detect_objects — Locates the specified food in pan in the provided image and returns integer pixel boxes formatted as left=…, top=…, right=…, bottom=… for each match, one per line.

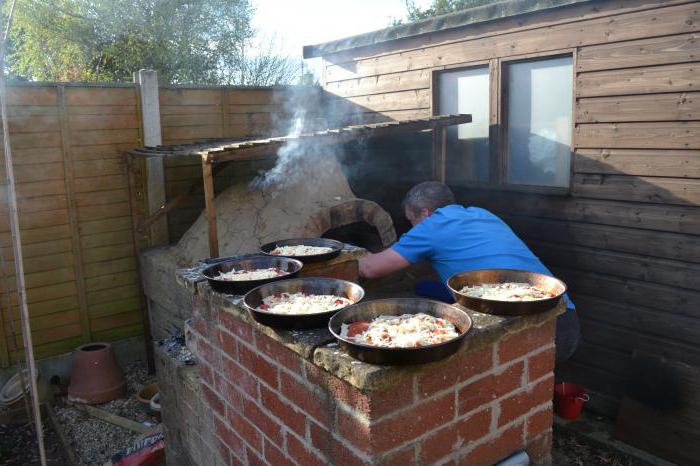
left=458, top=282, right=554, bottom=301
left=340, top=313, right=459, bottom=348
left=214, top=267, right=288, bottom=281
left=270, top=245, right=334, bottom=256
left=256, top=292, right=353, bottom=315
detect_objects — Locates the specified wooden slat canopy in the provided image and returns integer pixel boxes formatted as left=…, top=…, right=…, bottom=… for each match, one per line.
left=127, top=114, right=472, bottom=257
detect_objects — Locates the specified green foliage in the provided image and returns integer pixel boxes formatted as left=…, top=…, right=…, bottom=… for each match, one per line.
left=4, top=0, right=271, bottom=84
left=394, top=0, right=497, bottom=24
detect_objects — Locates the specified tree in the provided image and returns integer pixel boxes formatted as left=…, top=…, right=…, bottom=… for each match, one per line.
left=5, top=0, right=301, bottom=85
left=394, top=0, right=496, bottom=24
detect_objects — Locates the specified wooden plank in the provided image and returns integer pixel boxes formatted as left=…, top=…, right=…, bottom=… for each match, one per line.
left=161, top=104, right=226, bottom=115
left=577, top=32, right=700, bottom=72
left=59, top=86, right=91, bottom=344
left=87, top=284, right=139, bottom=306
left=576, top=92, right=700, bottom=123
left=6, top=86, right=57, bottom=106
left=551, top=266, right=700, bottom=319
left=67, top=105, right=137, bottom=116
left=13, top=179, right=66, bottom=198
left=507, top=215, right=700, bottom=262
left=64, top=87, right=137, bottom=106
left=573, top=293, right=700, bottom=347
left=0, top=162, right=65, bottom=183
left=88, top=297, right=141, bottom=319
left=68, top=114, right=139, bottom=131
left=82, top=243, right=134, bottom=264
left=228, top=89, right=283, bottom=105
left=325, top=69, right=431, bottom=98
left=577, top=63, right=699, bottom=97
left=9, top=225, right=72, bottom=245
left=7, top=114, right=60, bottom=133
left=79, top=216, right=132, bottom=235
left=1, top=238, right=72, bottom=258
left=25, top=282, right=78, bottom=305
left=325, top=3, right=700, bottom=81
left=226, top=104, right=285, bottom=114
left=572, top=173, right=700, bottom=206
left=4, top=310, right=80, bottom=334
left=6, top=147, right=63, bottom=165
left=162, top=125, right=224, bottom=141
left=85, top=271, right=138, bottom=292
left=533, top=240, right=700, bottom=290
left=90, top=311, right=142, bottom=332
left=75, top=189, right=129, bottom=207
left=91, top=322, right=142, bottom=341
left=575, top=149, right=700, bottom=177
left=73, top=174, right=128, bottom=193
left=29, top=323, right=82, bottom=346
left=202, top=158, right=219, bottom=257
left=16, top=252, right=74, bottom=274
left=73, top=159, right=125, bottom=178
left=576, top=122, right=700, bottom=149
left=161, top=113, right=222, bottom=128
left=3, top=267, right=76, bottom=292
left=77, top=202, right=131, bottom=221
left=83, top=257, right=136, bottom=278
left=70, top=143, right=135, bottom=161
left=80, top=230, right=132, bottom=249
left=342, top=89, right=430, bottom=112
left=69, top=128, right=139, bottom=146
left=160, top=88, right=222, bottom=106
left=8, top=132, right=61, bottom=149
left=74, top=404, right=149, bottom=434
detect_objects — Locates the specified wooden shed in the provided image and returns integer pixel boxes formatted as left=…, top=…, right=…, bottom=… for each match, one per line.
left=304, top=0, right=700, bottom=458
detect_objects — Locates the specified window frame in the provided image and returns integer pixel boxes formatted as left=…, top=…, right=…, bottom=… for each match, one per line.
left=432, top=49, right=576, bottom=195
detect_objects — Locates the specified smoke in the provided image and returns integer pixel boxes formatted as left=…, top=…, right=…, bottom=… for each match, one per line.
left=249, top=85, right=369, bottom=192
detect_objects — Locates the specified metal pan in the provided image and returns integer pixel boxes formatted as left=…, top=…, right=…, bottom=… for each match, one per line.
left=447, top=269, right=566, bottom=316
left=202, top=255, right=303, bottom=295
left=243, top=277, right=365, bottom=329
left=259, top=238, right=343, bottom=263
left=328, top=299, right=472, bottom=365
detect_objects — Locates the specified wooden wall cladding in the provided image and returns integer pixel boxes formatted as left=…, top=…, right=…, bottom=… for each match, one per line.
left=319, top=0, right=700, bottom=416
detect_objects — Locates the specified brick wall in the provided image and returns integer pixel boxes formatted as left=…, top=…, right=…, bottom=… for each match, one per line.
left=179, top=289, right=557, bottom=466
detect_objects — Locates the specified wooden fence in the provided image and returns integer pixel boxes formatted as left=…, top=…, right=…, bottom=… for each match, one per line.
left=0, top=82, right=305, bottom=365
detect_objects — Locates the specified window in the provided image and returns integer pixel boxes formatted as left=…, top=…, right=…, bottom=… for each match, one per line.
left=437, top=66, right=490, bottom=184
left=435, top=54, right=573, bottom=191
left=504, top=56, right=573, bottom=188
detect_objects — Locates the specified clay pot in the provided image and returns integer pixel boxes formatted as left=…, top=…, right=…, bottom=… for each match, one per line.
left=68, top=342, right=126, bottom=404
left=136, top=383, right=158, bottom=413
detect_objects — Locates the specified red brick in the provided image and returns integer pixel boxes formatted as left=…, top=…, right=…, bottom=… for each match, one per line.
left=286, top=431, right=326, bottom=466
left=457, top=361, right=524, bottom=415
left=218, top=379, right=244, bottom=411
left=337, top=408, right=371, bottom=453
left=255, top=332, right=303, bottom=374
left=198, top=337, right=220, bottom=370
left=525, top=430, right=553, bottom=466
left=420, top=408, right=491, bottom=464
left=199, top=362, right=213, bottom=386
left=418, top=345, right=493, bottom=397
left=194, top=314, right=208, bottom=338
left=263, top=437, right=295, bottom=466
left=218, top=329, right=237, bottom=359
left=259, top=385, right=306, bottom=436
left=498, top=376, right=554, bottom=427
left=498, top=320, right=555, bottom=364
left=246, top=447, right=265, bottom=466
left=221, top=355, right=258, bottom=398
left=279, top=371, right=332, bottom=427
left=214, top=415, right=246, bottom=460
left=373, top=391, right=455, bottom=452
left=242, top=396, right=283, bottom=445
left=376, top=445, right=415, bottom=466
left=238, top=342, right=279, bottom=389
left=215, top=437, right=232, bottom=466
left=309, top=422, right=369, bottom=466
left=202, top=383, right=225, bottom=416
left=526, top=406, right=553, bottom=440
left=219, top=310, right=253, bottom=343
left=460, top=421, right=525, bottom=466
left=528, top=347, right=555, bottom=383
left=226, top=405, right=263, bottom=453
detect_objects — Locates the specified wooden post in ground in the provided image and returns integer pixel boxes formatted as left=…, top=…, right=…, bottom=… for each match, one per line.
left=202, top=156, right=219, bottom=258
left=135, top=70, right=169, bottom=246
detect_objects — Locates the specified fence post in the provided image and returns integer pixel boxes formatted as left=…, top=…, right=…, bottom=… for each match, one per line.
left=135, top=69, right=169, bottom=245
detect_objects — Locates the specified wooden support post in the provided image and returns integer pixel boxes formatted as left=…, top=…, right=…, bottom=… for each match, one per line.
left=135, top=70, right=168, bottom=246
left=202, top=157, right=219, bottom=258
left=439, top=125, right=447, bottom=183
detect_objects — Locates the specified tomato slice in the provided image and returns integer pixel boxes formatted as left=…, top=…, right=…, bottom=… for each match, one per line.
left=259, top=304, right=269, bottom=311
left=334, top=299, right=345, bottom=305
left=346, top=321, right=370, bottom=338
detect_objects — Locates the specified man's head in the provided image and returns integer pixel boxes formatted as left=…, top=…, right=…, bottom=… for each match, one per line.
left=402, top=181, right=455, bottom=226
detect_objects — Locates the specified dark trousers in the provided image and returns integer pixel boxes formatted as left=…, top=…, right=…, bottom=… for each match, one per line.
left=415, top=280, right=580, bottom=364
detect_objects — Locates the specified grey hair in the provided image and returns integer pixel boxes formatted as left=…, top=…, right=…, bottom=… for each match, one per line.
left=401, top=181, right=455, bottom=215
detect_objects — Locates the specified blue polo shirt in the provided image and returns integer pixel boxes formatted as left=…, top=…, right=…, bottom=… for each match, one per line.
left=391, top=205, right=574, bottom=309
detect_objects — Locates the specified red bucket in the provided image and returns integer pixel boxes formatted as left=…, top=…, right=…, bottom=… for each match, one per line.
left=554, top=382, right=589, bottom=420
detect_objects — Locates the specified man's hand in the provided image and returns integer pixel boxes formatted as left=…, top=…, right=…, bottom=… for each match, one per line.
left=358, top=248, right=411, bottom=279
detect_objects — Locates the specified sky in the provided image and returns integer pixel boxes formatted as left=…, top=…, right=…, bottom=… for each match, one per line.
left=251, top=0, right=434, bottom=78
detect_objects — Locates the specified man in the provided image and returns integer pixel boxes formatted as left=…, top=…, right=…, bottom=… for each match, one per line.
left=359, top=181, right=579, bottom=363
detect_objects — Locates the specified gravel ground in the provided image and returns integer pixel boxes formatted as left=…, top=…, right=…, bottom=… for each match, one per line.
left=0, top=421, right=67, bottom=465
left=54, top=360, right=158, bottom=466
left=553, top=426, right=644, bottom=466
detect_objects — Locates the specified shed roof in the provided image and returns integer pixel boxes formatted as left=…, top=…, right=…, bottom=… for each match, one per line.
left=303, top=0, right=593, bottom=58
left=129, top=114, right=473, bottom=163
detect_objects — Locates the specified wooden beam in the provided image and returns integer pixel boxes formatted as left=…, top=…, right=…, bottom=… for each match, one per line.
left=57, top=86, right=91, bottom=344
left=202, top=157, right=219, bottom=258
left=135, top=70, right=168, bottom=246
left=439, top=126, right=447, bottom=183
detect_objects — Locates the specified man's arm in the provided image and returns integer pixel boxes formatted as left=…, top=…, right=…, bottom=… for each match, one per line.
left=358, top=248, right=411, bottom=279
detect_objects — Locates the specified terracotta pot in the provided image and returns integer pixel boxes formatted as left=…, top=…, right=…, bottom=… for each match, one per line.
left=68, top=342, right=126, bottom=404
